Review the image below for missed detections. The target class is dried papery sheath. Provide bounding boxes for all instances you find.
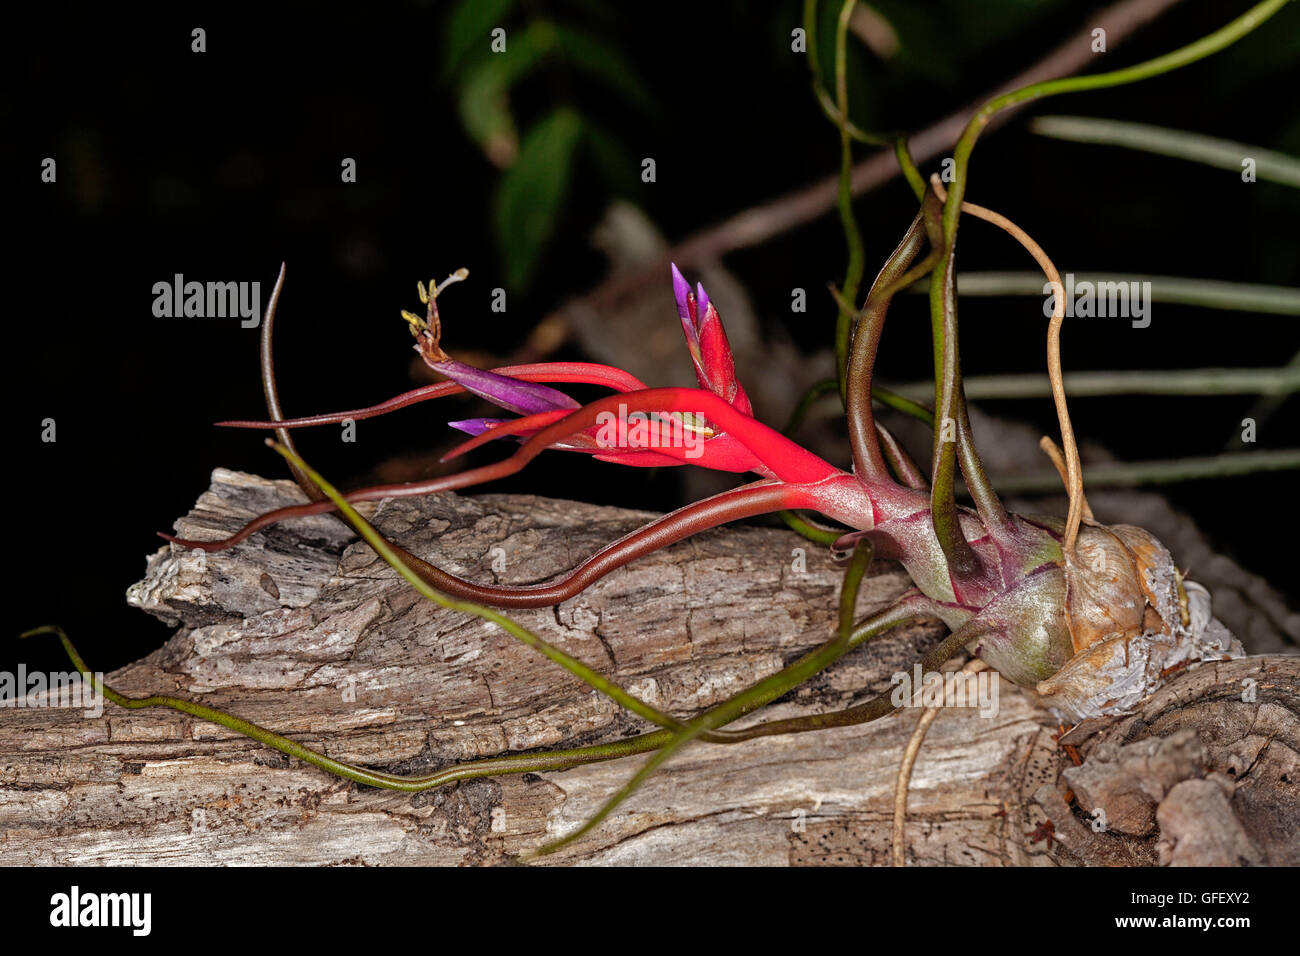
[1037,526,1244,722]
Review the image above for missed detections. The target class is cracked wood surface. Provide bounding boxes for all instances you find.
[2,469,1295,865]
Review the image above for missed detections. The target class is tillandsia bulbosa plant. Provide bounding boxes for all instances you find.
[25,0,1293,857]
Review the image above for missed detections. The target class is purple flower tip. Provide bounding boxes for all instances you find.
[447,418,503,436]
[670,262,691,321]
[695,281,711,319]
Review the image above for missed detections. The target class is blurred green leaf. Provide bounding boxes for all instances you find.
[581,117,636,189]
[936,0,1061,51]
[494,108,584,289]
[551,24,656,113]
[870,0,1063,85]
[564,0,620,24]
[866,0,960,84]
[456,22,553,165]
[441,0,516,81]
[1030,116,1300,189]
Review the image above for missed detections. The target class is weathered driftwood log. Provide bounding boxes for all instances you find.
[1,469,1295,865]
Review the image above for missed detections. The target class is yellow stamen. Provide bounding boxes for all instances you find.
[401,309,426,335]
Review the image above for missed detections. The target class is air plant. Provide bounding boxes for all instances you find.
[27,0,1288,858]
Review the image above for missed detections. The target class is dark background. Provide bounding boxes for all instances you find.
[7,0,1298,676]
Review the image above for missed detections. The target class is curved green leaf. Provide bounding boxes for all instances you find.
[551,24,655,113]
[494,108,584,288]
[456,23,554,164]
[1030,115,1300,188]
[442,0,516,81]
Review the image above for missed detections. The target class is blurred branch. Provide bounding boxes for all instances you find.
[524,0,1187,358]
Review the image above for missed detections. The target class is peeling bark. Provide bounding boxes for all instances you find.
[2,469,1295,865]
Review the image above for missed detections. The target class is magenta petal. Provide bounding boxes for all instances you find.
[432,359,581,416]
[447,417,506,436]
[672,265,702,367]
[449,416,596,452]
[671,263,691,323]
[695,281,710,319]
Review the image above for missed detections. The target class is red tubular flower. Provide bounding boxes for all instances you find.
[671,263,753,416]
[184,266,860,559]
[423,265,801,477]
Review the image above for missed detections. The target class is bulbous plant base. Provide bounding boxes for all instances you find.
[8,473,1291,865]
[1037,524,1243,722]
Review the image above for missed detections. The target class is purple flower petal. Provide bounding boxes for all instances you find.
[448,416,595,452]
[431,359,581,416]
[670,262,692,323]
[695,281,710,320]
[447,417,506,436]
